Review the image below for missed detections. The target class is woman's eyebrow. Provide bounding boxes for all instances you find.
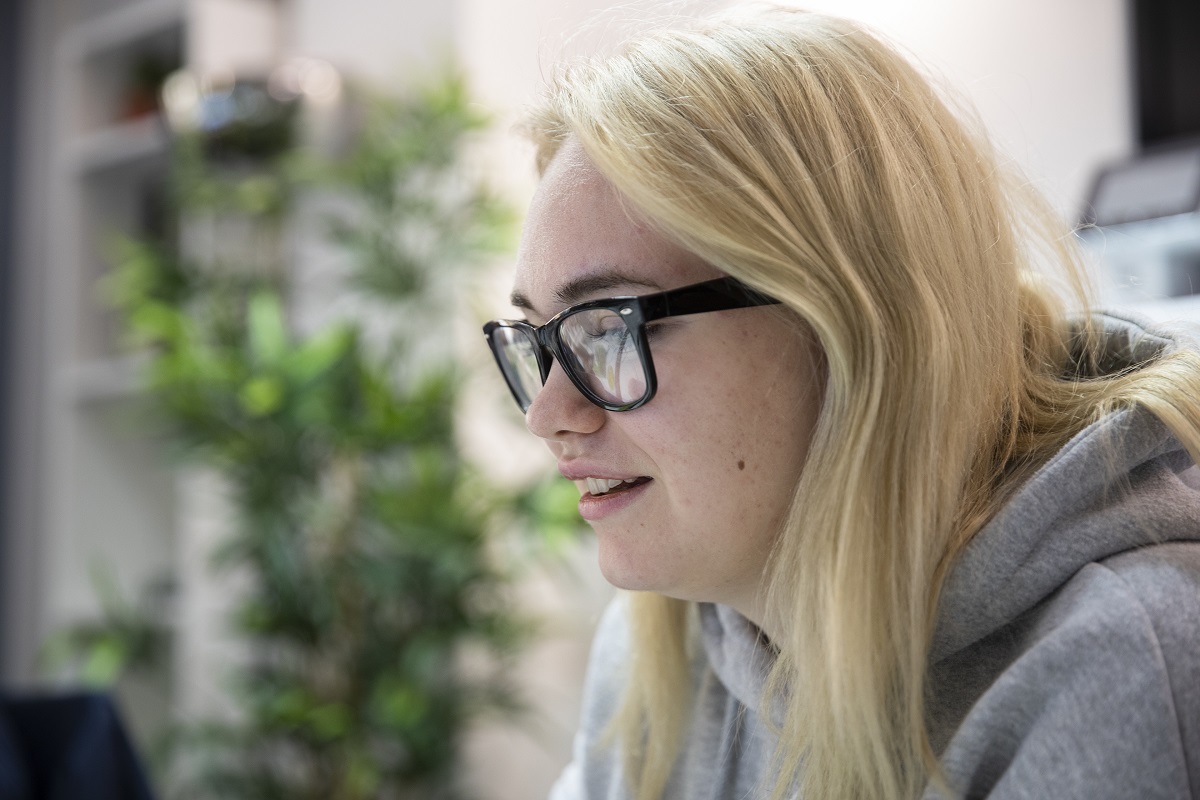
[509,269,663,314]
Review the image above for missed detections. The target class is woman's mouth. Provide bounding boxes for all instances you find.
[576,476,653,521]
[582,476,652,496]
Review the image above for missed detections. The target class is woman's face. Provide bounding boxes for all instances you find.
[510,140,823,620]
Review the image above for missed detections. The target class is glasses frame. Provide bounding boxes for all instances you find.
[483,276,780,413]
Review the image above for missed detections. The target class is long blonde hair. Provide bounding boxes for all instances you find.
[524,8,1200,799]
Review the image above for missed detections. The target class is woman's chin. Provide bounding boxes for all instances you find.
[595,543,662,594]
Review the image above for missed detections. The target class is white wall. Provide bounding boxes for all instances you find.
[779,0,1133,218]
[462,0,1131,215]
[290,0,458,87]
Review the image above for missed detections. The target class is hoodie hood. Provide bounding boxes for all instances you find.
[931,313,1200,662]
[698,602,774,713]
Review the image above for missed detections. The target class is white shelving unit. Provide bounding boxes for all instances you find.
[22,0,409,749]
[27,0,331,748]
[37,0,189,744]
[68,115,170,176]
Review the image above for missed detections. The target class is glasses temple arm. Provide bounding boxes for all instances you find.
[640,278,779,321]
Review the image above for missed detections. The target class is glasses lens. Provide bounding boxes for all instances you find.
[559,309,648,407]
[490,326,543,411]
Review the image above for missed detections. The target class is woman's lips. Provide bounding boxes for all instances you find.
[577,478,653,521]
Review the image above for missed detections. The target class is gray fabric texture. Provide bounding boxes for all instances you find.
[547,313,1200,800]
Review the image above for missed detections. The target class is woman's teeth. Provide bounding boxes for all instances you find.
[585,477,640,496]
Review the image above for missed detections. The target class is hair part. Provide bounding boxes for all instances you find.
[524,8,1200,800]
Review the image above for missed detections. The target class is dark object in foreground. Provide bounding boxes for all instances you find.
[0,692,155,800]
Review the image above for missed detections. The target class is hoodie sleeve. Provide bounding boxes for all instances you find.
[548,596,631,800]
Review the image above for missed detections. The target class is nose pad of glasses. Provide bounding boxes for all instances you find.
[536,346,604,412]
[536,344,554,385]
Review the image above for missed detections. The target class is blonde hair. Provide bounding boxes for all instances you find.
[524,8,1200,800]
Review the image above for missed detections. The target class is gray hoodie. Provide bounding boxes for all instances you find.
[549,314,1200,800]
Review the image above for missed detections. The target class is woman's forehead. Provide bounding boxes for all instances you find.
[512,144,698,315]
[537,138,602,195]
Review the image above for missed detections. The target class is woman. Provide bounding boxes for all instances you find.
[482,8,1200,799]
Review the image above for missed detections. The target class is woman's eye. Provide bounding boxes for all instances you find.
[586,322,629,342]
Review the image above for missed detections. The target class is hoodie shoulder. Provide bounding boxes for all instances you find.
[932,541,1200,800]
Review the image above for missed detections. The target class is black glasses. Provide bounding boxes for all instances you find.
[483,277,780,412]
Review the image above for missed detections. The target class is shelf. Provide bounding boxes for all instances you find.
[69,114,170,176]
[58,354,151,405]
[57,0,187,63]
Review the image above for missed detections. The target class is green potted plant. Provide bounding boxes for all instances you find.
[55,70,563,800]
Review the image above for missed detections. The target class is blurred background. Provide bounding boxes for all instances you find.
[0,0,1197,798]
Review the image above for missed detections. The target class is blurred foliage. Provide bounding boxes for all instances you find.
[51,72,578,800]
[42,565,172,688]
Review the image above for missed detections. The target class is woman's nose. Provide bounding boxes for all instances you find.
[525,361,606,440]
